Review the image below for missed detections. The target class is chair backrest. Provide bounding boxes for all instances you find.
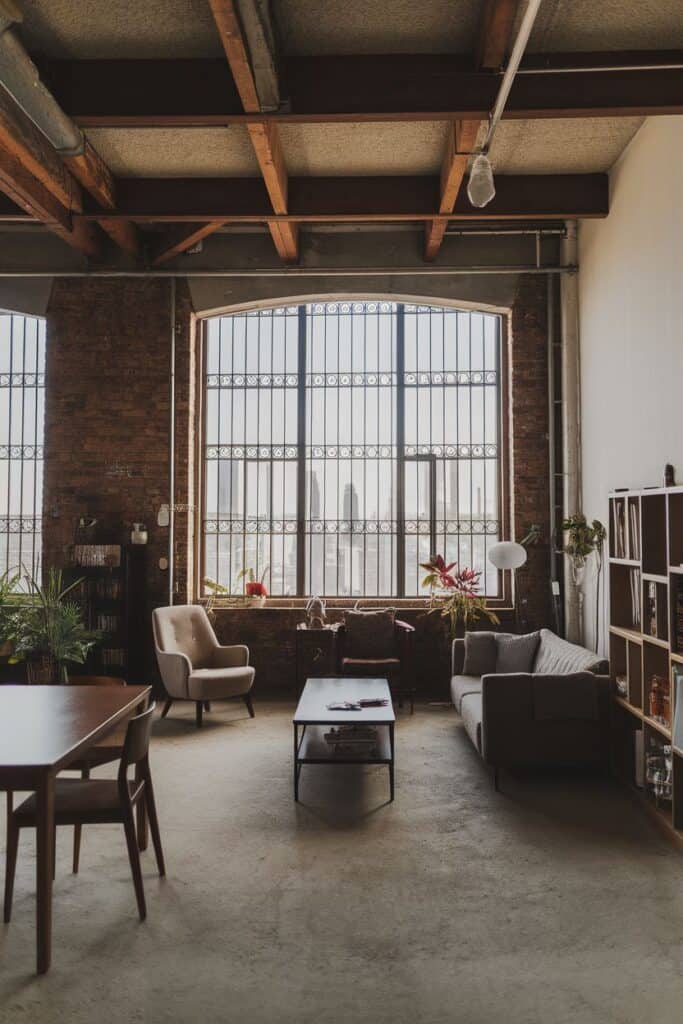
[152,604,217,669]
[119,702,156,775]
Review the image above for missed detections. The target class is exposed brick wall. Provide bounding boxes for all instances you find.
[509,274,553,631]
[42,274,551,698]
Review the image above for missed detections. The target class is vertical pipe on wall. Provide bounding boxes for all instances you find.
[547,274,557,586]
[168,276,176,605]
[560,221,581,641]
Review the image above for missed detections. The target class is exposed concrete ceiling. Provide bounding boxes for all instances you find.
[526,0,683,52]
[84,119,645,178]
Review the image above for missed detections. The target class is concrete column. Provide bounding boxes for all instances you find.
[560,221,581,641]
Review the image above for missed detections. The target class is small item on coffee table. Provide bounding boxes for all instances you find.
[326,697,389,711]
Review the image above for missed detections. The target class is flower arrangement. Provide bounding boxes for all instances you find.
[203,565,270,619]
[421,554,500,635]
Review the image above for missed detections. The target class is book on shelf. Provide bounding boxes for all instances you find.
[612,500,627,559]
[646,581,658,637]
[628,501,640,560]
[629,567,641,629]
[673,666,683,750]
[676,582,683,651]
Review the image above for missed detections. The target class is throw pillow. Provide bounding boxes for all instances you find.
[344,609,395,659]
[496,631,541,674]
[462,631,498,676]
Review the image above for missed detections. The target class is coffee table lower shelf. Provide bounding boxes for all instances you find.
[293,723,395,802]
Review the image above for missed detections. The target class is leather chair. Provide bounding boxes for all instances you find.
[337,611,416,713]
[152,605,255,727]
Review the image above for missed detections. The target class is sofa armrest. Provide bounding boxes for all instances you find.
[155,649,191,699]
[451,638,465,677]
[212,644,250,669]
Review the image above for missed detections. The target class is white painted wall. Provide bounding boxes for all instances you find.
[579,115,683,652]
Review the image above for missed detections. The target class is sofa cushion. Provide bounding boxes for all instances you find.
[496,631,541,673]
[463,631,498,676]
[188,665,255,700]
[450,674,482,713]
[344,609,395,658]
[460,693,483,752]
[533,628,607,675]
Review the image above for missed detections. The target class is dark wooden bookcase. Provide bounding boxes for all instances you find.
[66,544,147,683]
[609,486,683,841]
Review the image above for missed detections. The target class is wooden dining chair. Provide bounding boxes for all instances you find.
[4,702,165,925]
[65,676,132,872]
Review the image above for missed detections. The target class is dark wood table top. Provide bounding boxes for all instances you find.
[0,685,152,772]
[294,677,394,725]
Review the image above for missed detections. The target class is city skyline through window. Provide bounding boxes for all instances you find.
[202,301,502,598]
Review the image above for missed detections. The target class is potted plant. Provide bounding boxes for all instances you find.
[238,566,269,608]
[0,569,23,658]
[7,569,100,683]
[421,555,500,635]
[560,514,606,649]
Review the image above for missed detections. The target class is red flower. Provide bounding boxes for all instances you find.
[246,580,268,597]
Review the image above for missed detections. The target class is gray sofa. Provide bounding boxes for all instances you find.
[451,629,610,786]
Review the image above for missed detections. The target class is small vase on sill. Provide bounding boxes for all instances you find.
[248,595,267,609]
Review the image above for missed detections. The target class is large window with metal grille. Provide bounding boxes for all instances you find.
[0,311,45,580]
[202,301,502,599]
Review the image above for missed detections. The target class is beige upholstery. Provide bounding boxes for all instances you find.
[152,605,255,702]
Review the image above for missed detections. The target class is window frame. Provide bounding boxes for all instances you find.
[197,300,511,607]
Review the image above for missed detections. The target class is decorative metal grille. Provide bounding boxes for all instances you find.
[202,302,501,598]
[0,312,45,580]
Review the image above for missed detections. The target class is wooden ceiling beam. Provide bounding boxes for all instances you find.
[43,54,683,125]
[151,221,227,266]
[70,173,608,223]
[425,0,521,261]
[0,81,138,255]
[0,144,100,255]
[209,0,298,262]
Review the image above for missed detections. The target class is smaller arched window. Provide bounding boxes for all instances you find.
[0,310,46,580]
[201,300,502,599]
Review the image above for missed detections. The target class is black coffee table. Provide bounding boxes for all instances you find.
[292,677,395,802]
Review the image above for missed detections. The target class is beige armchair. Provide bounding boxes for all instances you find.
[152,605,255,727]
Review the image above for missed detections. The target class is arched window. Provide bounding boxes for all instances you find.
[201,300,502,599]
[0,310,46,580]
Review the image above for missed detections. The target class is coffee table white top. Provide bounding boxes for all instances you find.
[294,677,395,725]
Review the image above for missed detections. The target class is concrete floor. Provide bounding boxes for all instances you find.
[1,702,682,1024]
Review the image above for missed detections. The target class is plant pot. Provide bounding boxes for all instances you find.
[26,656,58,685]
[248,595,266,609]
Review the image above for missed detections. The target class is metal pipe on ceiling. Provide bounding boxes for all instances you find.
[0,4,85,155]
[0,265,577,278]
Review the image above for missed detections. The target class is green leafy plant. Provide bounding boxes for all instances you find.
[421,555,500,635]
[0,569,24,653]
[7,569,100,683]
[560,514,607,649]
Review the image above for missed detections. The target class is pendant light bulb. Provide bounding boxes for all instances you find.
[467,153,496,208]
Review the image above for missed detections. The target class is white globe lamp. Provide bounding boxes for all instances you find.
[488,541,528,630]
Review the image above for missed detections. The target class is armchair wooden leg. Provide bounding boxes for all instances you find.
[195,701,203,728]
[203,701,211,712]
[243,693,255,718]
[161,699,173,720]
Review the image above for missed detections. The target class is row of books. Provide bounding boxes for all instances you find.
[611,499,640,560]
[676,582,683,652]
[629,567,641,630]
[96,614,120,633]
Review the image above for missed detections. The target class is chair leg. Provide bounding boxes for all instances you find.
[122,807,147,921]
[4,818,19,923]
[203,701,211,712]
[195,701,203,728]
[52,824,57,880]
[73,765,90,873]
[160,699,173,720]
[143,776,166,877]
[243,693,255,718]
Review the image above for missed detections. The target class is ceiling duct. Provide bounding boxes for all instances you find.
[0,1,85,155]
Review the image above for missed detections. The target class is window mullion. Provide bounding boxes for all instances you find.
[296,305,306,596]
[396,303,405,598]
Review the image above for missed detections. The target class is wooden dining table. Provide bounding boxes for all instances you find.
[0,684,152,974]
